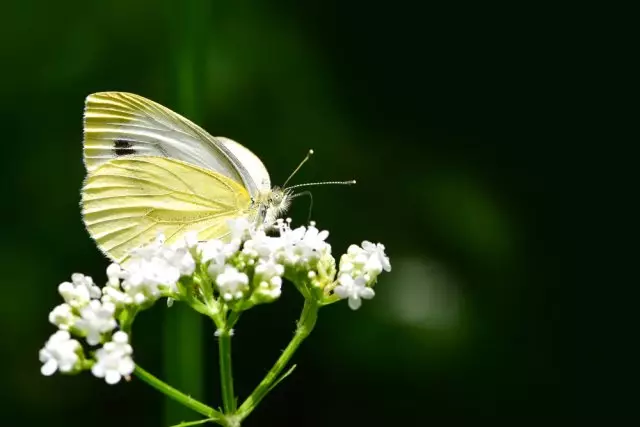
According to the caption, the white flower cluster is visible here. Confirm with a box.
[40,232,201,384]
[103,234,197,307]
[199,219,388,310]
[40,218,391,383]
[39,330,83,376]
[49,273,118,343]
[91,331,135,385]
[197,218,335,307]
[42,271,134,384]
[335,241,391,310]
[274,219,332,267]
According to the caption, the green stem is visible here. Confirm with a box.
[218,327,236,414]
[236,300,319,420]
[134,364,222,421]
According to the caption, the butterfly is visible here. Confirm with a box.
[80,92,353,264]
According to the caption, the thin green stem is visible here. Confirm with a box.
[236,300,319,420]
[218,327,236,414]
[134,364,221,421]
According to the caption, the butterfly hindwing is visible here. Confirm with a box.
[81,156,253,263]
[215,136,271,193]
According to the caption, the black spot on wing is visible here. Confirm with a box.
[114,139,136,156]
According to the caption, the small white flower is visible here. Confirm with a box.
[104,264,127,305]
[350,247,370,268]
[91,331,134,385]
[166,245,196,276]
[72,273,101,297]
[254,259,285,300]
[215,266,249,301]
[223,240,242,258]
[277,223,304,261]
[242,229,282,260]
[106,263,123,288]
[183,231,199,248]
[227,217,253,242]
[347,244,363,256]
[255,259,285,281]
[133,292,146,305]
[39,330,82,376]
[58,273,101,308]
[361,241,391,274]
[338,241,390,286]
[199,240,229,278]
[74,300,117,345]
[339,260,354,273]
[278,223,331,266]
[258,277,282,299]
[118,235,195,303]
[334,274,375,310]
[101,285,132,307]
[199,239,224,263]
[48,303,76,330]
[301,226,330,252]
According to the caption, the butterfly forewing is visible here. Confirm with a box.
[82,92,265,197]
[81,156,253,263]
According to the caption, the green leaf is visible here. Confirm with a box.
[267,364,297,394]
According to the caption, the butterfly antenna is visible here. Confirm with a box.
[283,149,314,188]
[291,191,314,223]
[286,180,357,190]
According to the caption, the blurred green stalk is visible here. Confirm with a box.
[163,0,210,424]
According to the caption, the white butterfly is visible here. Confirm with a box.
[80,92,352,263]
[82,92,355,262]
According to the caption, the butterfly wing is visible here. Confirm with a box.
[81,156,253,263]
[82,91,269,197]
[215,136,271,193]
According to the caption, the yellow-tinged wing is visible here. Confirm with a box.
[82,92,266,197]
[81,156,253,264]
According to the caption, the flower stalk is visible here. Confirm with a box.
[236,299,319,420]
[217,326,236,414]
[134,364,221,421]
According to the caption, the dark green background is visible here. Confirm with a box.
[1,0,587,425]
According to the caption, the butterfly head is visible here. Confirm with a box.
[262,187,292,224]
